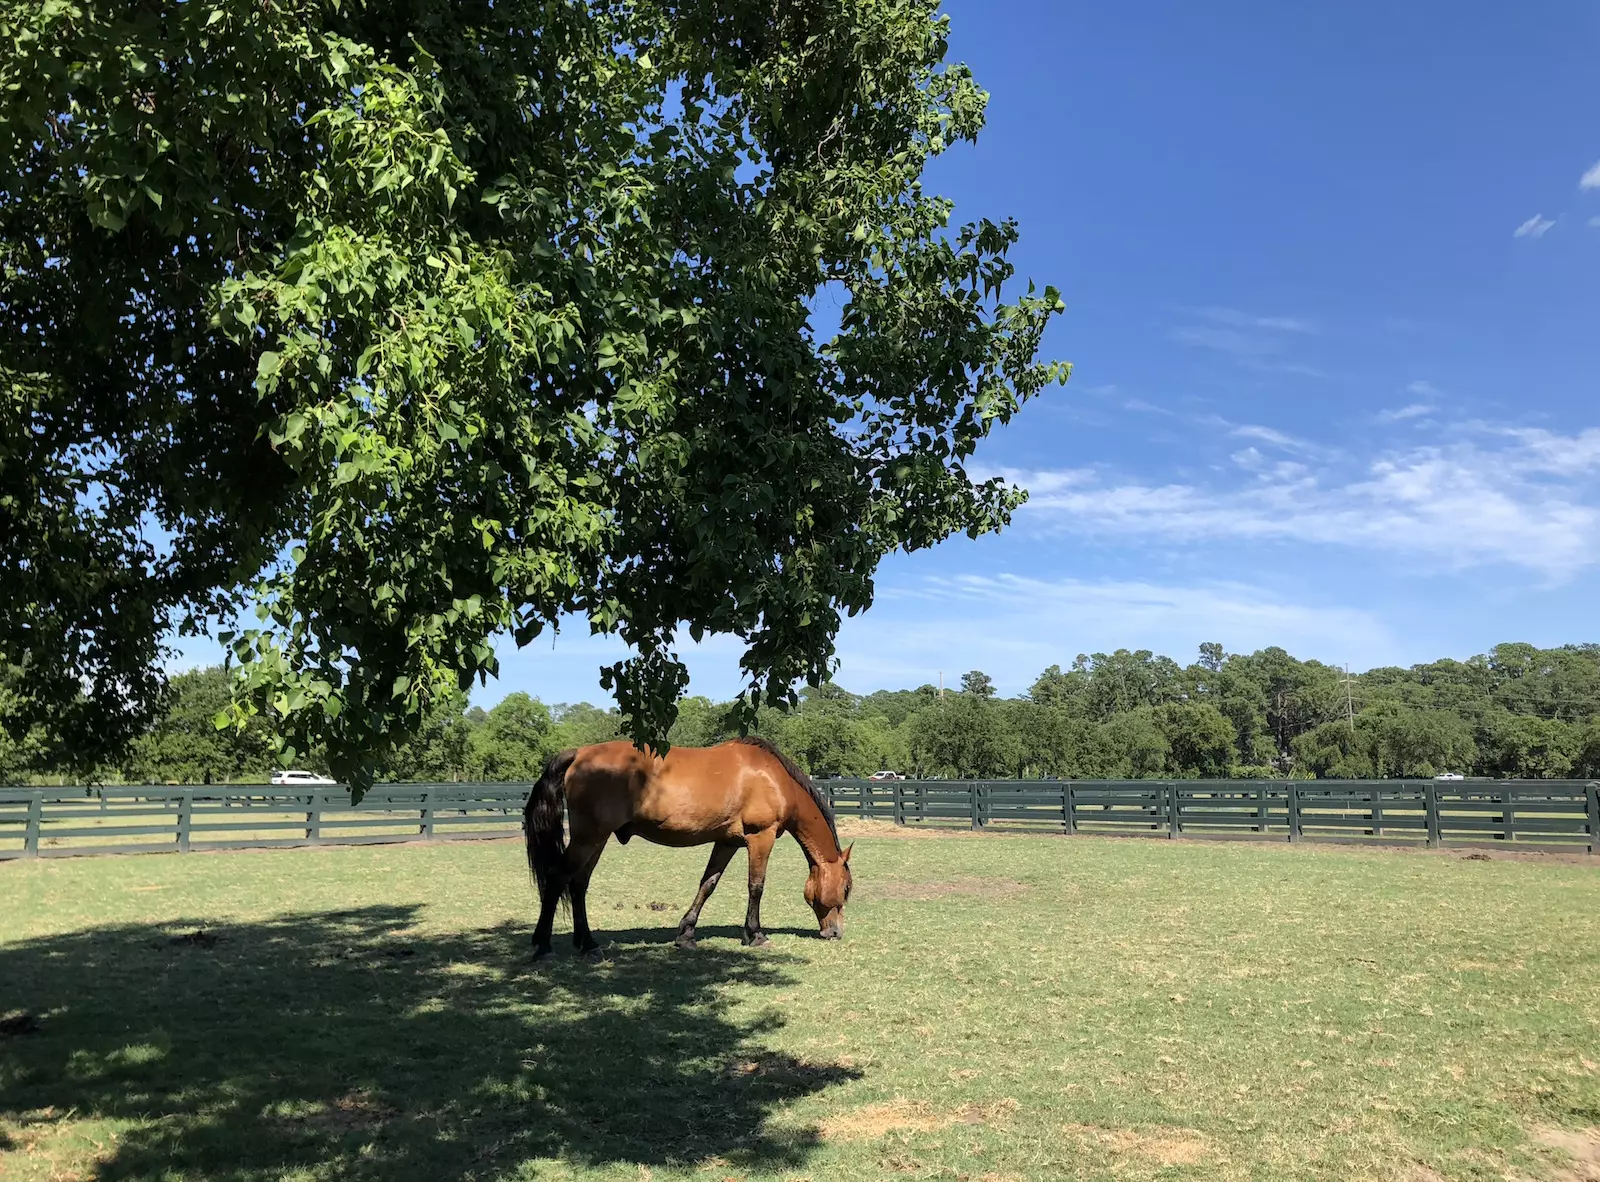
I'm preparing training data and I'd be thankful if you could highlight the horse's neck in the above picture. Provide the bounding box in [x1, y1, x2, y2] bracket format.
[786, 786, 841, 866]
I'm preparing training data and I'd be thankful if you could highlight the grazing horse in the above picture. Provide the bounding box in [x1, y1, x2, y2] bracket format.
[523, 736, 853, 958]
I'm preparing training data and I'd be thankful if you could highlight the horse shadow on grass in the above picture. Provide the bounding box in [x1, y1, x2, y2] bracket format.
[0, 905, 862, 1180]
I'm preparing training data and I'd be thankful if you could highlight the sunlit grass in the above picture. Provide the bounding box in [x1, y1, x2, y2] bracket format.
[2, 828, 1597, 1180]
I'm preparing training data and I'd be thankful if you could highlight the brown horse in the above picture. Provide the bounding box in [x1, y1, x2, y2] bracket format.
[522, 736, 853, 958]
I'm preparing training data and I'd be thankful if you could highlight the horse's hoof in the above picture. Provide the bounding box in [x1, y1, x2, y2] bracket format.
[576, 942, 604, 960]
[532, 943, 554, 960]
[675, 933, 698, 950]
[742, 932, 770, 948]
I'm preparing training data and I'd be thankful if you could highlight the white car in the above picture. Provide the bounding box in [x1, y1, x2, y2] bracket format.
[1432, 772, 1465, 781]
[271, 769, 337, 786]
[868, 770, 906, 782]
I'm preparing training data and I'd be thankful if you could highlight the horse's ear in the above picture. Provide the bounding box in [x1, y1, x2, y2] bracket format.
[842, 843, 853, 864]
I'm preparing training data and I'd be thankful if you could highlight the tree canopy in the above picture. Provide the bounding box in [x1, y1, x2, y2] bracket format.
[0, 0, 1065, 792]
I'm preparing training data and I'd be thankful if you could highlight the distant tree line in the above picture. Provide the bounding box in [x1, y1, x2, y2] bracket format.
[6, 641, 1600, 785]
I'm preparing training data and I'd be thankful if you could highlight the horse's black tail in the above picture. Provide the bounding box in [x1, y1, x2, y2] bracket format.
[524, 749, 577, 916]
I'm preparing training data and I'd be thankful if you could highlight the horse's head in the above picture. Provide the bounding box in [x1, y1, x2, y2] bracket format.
[804, 844, 853, 939]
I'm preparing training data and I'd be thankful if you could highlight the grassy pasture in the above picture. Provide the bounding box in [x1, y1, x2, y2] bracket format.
[1, 826, 1597, 1181]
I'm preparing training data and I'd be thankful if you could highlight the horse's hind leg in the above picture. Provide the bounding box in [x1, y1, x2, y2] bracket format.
[567, 837, 608, 956]
[532, 880, 563, 958]
[676, 841, 740, 949]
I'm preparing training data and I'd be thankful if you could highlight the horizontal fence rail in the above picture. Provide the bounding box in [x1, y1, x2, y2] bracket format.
[0, 784, 528, 860]
[825, 779, 1600, 853]
[4, 779, 1596, 860]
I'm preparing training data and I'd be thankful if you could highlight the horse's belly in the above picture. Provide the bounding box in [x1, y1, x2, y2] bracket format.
[628, 780, 746, 846]
[626, 815, 740, 847]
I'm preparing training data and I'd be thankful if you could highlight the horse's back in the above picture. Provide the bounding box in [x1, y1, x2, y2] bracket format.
[563, 740, 787, 846]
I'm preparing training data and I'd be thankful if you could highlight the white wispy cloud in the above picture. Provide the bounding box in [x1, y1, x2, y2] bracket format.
[1230, 423, 1313, 451]
[1494, 426, 1600, 475]
[1376, 404, 1435, 423]
[1580, 160, 1600, 190]
[1191, 306, 1318, 333]
[989, 423, 1600, 579]
[1171, 306, 1327, 377]
[1589, 216, 1600, 228]
[1170, 325, 1278, 357]
[1513, 214, 1555, 239]
[832, 574, 1391, 695]
[1407, 380, 1440, 397]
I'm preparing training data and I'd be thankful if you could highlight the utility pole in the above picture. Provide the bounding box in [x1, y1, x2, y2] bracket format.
[1345, 664, 1355, 733]
[939, 670, 944, 700]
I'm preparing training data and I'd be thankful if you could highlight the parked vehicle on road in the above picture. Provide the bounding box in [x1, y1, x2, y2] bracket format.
[271, 769, 337, 786]
[868, 770, 906, 781]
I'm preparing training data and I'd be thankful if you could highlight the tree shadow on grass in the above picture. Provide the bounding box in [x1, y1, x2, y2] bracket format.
[0, 906, 862, 1180]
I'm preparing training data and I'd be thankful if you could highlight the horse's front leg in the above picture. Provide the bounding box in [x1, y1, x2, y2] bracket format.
[676, 840, 740, 949]
[741, 828, 777, 947]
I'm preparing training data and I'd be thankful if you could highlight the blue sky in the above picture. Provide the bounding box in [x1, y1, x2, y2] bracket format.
[181, 1, 1600, 706]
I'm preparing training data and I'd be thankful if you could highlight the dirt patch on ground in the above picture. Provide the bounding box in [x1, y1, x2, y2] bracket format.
[1433, 846, 1598, 868]
[823, 1098, 1018, 1141]
[0, 1011, 41, 1038]
[1060, 1124, 1215, 1167]
[274, 1090, 394, 1135]
[835, 819, 986, 840]
[170, 928, 219, 948]
[1535, 1126, 1600, 1180]
[723, 1052, 860, 1091]
[871, 875, 1031, 902]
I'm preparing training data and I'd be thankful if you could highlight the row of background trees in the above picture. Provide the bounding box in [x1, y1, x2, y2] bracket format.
[7, 641, 1600, 785]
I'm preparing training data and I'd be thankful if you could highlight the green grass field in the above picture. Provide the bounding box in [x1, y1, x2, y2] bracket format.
[2, 827, 1598, 1181]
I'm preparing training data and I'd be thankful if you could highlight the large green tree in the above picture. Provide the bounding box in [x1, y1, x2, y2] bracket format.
[121, 665, 276, 784]
[0, 0, 1066, 792]
[470, 692, 557, 782]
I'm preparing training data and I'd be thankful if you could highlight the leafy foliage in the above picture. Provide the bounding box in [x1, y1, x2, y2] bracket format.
[0, 0, 1066, 793]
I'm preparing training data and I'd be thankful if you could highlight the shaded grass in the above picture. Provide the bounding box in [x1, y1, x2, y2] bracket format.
[2, 831, 1598, 1180]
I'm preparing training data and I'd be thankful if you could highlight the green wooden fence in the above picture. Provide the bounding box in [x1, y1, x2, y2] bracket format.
[824, 778, 1600, 852]
[3, 779, 1596, 860]
[0, 784, 526, 860]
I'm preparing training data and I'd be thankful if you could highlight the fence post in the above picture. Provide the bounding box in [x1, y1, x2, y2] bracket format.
[1371, 784, 1383, 838]
[177, 791, 193, 853]
[1255, 781, 1265, 833]
[1587, 783, 1598, 856]
[859, 779, 869, 820]
[1167, 781, 1180, 839]
[1287, 781, 1301, 843]
[969, 782, 981, 831]
[1425, 780, 1441, 849]
[420, 788, 435, 839]
[892, 781, 904, 827]
[1063, 782, 1076, 835]
[23, 792, 43, 858]
[306, 795, 322, 844]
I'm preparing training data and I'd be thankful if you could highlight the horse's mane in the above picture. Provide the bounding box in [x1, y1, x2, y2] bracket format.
[732, 735, 839, 844]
